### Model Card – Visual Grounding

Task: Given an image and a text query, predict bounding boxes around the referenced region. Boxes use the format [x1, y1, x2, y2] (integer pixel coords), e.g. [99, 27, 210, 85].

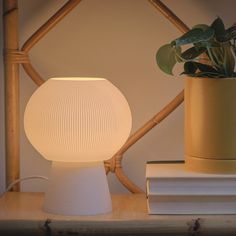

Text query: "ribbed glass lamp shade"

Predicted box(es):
[23, 77, 132, 215]
[24, 77, 132, 162]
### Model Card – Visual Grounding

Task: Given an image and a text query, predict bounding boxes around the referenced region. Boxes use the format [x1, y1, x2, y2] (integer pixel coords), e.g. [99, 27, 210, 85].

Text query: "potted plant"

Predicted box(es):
[156, 17, 236, 173]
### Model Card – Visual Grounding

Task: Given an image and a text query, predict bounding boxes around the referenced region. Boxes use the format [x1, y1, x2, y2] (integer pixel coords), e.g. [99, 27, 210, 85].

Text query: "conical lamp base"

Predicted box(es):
[43, 161, 112, 215]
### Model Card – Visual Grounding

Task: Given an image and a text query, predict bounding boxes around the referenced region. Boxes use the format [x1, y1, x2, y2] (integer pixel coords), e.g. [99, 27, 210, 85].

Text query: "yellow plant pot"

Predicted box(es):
[185, 76, 236, 174]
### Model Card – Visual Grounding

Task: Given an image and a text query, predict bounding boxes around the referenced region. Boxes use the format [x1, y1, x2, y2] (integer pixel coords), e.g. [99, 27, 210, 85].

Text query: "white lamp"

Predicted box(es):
[24, 77, 132, 215]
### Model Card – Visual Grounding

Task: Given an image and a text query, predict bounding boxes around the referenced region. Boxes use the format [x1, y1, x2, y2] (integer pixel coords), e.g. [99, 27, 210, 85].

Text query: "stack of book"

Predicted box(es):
[146, 161, 236, 214]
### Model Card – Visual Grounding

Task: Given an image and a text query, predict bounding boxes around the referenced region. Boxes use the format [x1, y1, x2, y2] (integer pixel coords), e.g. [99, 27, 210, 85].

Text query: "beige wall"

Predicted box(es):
[1, 0, 236, 194]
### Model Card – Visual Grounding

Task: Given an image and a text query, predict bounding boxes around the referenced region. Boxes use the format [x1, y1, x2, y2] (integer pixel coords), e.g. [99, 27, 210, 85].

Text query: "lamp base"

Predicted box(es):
[43, 161, 112, 215]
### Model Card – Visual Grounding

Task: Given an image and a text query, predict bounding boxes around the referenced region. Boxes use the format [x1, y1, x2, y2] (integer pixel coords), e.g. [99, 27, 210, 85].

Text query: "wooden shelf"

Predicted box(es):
[1, 192, 236, 235]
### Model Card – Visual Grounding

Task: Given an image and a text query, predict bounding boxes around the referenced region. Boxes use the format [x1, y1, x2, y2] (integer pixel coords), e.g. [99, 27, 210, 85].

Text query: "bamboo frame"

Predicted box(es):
[3, 0, 189, 193]
[21, 0, 83, 86]
[3, 0, 20, 191]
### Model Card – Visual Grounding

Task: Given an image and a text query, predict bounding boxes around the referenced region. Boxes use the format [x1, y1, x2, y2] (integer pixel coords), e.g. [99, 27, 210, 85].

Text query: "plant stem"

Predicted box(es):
[206, 47, 217, 65]
[206, 46, 223, 72]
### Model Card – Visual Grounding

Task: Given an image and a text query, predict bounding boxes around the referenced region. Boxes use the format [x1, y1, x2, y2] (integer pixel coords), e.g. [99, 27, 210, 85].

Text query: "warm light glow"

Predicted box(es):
[24, 77, 132, 163]
[24, 77, 132, 215]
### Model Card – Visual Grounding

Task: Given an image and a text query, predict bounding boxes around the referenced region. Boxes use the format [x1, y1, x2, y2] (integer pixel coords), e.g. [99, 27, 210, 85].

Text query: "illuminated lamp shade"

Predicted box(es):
[24, 77, 132, 215]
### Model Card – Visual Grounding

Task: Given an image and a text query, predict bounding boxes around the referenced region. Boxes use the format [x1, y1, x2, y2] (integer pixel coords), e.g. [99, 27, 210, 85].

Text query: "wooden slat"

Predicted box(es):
[21, 0, 83, 86]
[22, 0, 82, 53]
[3, 0, 20, 191]
[148, 0, 189, 33]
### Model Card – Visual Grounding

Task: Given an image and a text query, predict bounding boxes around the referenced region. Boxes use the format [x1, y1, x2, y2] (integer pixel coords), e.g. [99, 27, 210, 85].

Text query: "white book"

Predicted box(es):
[146, 161, 236, 195]
[147, 195, 236, 214]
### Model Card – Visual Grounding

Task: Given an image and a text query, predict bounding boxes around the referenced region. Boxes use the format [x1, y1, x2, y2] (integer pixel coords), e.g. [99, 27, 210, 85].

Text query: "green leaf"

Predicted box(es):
[155, 17, 236, 77]
[174, 46, 183, 62]
[210, 17, 234, 42]
[182, 61, 218, 76]
[174, 28, 202, 46]
[192, 24, 209, 31]
[156, 44, 177, 75]
[226, 26, 236, 40]
[174, 28, 215, 47]
[183, 62, 198, 74]
[223, 44, 235, 76]
[209, 47, 224, 66]
[211, 17, 226, 41]
[193, 71, 226, 78]
[194, 40, 220, 48]
[195, 62, 218, 73]
[181, 47, 206, 60]
[209, 44, 235, 76]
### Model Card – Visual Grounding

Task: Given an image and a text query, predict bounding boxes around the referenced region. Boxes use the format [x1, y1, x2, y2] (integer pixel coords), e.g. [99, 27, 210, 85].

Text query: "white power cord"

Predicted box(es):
[0, 175, 48, 197]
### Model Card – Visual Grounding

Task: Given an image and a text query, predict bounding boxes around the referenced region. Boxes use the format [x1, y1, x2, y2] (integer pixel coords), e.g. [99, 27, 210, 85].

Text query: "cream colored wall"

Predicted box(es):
[1, 0, 236, 194]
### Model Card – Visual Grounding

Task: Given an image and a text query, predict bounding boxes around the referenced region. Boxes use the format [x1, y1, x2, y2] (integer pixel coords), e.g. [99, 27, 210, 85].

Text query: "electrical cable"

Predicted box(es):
[0, 175, 48, 197]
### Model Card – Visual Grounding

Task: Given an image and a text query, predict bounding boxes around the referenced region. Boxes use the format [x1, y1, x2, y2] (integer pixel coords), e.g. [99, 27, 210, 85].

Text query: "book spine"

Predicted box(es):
[147, 195, 236, 214]
[147, 178, 236, 195]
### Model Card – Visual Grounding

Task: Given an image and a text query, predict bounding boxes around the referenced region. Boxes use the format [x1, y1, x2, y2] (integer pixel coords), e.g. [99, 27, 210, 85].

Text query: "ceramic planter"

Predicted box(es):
[185, 76, 236, 174]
